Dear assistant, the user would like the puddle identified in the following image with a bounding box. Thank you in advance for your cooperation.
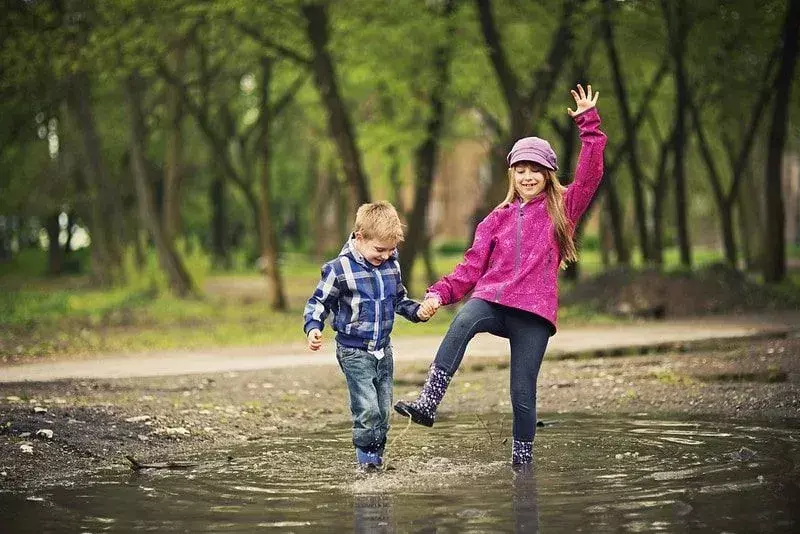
[2,414,798,532]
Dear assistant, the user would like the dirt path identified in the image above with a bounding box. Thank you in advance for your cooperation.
[2,312,798,383]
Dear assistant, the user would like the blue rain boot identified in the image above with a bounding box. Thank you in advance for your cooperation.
[512,439,533,467]
[394,365,452,427]
[356,446,382,470]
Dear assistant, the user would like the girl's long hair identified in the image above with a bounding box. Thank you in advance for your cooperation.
[495,167,577,266]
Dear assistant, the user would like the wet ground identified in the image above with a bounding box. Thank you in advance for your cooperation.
[3,413,798,532]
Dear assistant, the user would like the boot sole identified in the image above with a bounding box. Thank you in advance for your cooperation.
[394,401,434,427]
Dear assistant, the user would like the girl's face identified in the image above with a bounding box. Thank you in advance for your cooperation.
[512,161,547,201]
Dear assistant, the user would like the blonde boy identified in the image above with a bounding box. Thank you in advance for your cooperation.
[303,201,435,469]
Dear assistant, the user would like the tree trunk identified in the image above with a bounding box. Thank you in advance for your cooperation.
[599,207,611,267]
[66,72,123,285]
[651,133,673,267]
[303,3,370,206]
[663,0,692,268]
[738,168,761,271]
[45,212,63,275]
[400,0,455,285]
[210,171,229,270]
[602,0,651,261]
[312,156,332,261]
[688,99,738,265]
[763,0,800,283]
[124,71,195,297]
[257,57,288,311]
[605,177,629,264]
[0,217,10,262]
[387,144,405,213]
[336,170,350,242]
[162,44,186,243]
[422,234,438,288]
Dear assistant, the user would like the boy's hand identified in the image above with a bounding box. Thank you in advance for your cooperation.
[307,329,322,351]
[567,83,599,117]
[417,297,440,320]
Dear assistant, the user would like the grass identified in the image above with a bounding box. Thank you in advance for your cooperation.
[1,244,797,360]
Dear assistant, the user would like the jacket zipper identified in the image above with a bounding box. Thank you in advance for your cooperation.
[515,202,523,275]
[497,201,524,302]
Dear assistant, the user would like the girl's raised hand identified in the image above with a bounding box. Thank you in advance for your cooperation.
[567,83,599,117]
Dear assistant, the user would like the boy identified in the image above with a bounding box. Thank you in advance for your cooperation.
[303,201,437,470]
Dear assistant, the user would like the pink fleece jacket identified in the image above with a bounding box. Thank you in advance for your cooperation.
[427,108,607,333]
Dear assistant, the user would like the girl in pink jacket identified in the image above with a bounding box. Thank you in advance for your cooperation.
[395,84,607,467]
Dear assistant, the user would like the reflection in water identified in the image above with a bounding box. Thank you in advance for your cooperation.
[353,493,393,533]
[513,465,540,533]
[1,414,798,532]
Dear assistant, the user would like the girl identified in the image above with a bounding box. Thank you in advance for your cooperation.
[395,84,607,466]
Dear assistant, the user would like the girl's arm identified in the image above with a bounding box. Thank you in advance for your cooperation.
[565,86,608,223]
[426,212,498,306]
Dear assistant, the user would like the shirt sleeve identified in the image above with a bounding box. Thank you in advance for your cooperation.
[426,212,497,306]
[564,108,608,223]
[303,262,340,335]
[394,271,424,323]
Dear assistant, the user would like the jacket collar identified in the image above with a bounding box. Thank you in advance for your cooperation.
[517,192,546,207]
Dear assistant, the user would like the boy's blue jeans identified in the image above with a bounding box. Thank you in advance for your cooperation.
[336,343,393,451]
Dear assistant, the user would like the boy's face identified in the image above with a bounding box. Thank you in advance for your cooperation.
[354,233,397,266]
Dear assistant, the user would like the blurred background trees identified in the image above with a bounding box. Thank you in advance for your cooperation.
[1,0,799,307]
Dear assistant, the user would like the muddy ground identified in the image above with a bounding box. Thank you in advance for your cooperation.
[1,334,798,492]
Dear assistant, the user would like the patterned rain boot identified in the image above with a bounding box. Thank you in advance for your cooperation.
[512,439,533,468]
[393,365,452,427]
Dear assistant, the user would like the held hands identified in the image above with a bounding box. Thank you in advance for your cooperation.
[567,83,599,117]
[417,297,441,321]
[307,329,322,351]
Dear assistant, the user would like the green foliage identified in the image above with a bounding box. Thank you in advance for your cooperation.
[121,237,209,294]
[434,240,469,255]
[1,0,798,294]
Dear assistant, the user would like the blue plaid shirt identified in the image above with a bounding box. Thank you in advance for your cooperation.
[303,235,423,351]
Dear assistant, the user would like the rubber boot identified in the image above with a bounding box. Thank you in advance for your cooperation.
[393,365,451,427]
[512,439,533,467]
[356,446,382,471]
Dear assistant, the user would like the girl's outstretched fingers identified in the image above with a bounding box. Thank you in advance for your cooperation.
[567,83,599,117]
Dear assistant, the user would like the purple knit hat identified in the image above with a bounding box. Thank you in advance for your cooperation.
[507,136,558,171]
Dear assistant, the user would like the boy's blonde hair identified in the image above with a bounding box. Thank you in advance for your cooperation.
[353,201,405,243]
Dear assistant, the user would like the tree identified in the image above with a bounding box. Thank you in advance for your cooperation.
[124,70,196,297]
[399,0,457,284]
[764,0,800,282]
[601,0,651,261]
[662,0,692,268]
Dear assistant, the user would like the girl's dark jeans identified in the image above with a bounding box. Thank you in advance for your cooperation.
[336,344,393,450]
[433,298,550,441]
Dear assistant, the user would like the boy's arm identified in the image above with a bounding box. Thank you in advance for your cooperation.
[395,284,424,322]
[393,262,424,323]
[303,263,340,335]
